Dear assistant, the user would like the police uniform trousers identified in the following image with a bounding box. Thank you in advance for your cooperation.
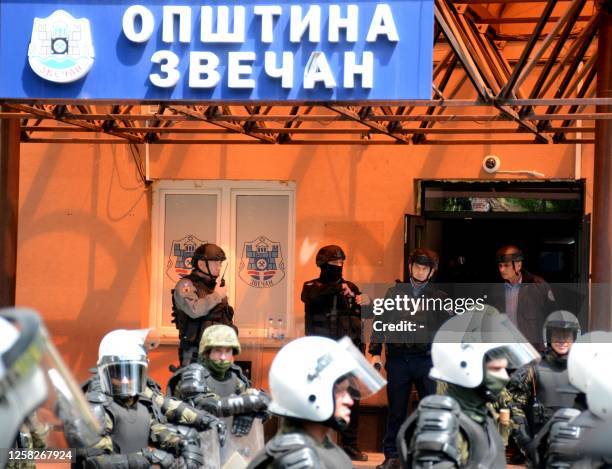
[383,351,436,458]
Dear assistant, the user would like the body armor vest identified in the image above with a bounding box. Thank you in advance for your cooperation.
[535,359,574,419]
[168,363,248,402]
[172,273,235,363]
[106,400,151,454]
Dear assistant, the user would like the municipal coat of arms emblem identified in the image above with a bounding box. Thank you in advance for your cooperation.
[28,10,95,83]
[239,236,285,288]
[166,235,206,283]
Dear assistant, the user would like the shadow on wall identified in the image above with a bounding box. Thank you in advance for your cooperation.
[17,143,149,380]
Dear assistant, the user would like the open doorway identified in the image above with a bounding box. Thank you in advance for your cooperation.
[405,180,589,325]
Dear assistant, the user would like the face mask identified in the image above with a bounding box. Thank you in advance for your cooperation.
[320,264,343,283]
[205,359,232,378]
[483,368,510,400]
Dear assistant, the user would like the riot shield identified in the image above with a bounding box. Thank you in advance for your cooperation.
[199,425,222,469]
[219,416,265,469]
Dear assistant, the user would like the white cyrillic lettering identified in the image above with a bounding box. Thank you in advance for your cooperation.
[329,5,359,43]
[254,6,282,43]
[366,4,399,42]
[150,50,180,88]
[162,6,191,43]
[123,5,154,43]
[290,6,321,43]
[344,51,374,88]
[265,51,294,88]
[303,51,335,89]
[189,52,220,88]
[201,6,245,43]
[228,52,256,89]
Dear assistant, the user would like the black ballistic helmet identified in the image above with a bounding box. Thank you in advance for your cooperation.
[496,245,524,264]
[543,310,581,346]
[316,245,346,267]
[408,248,439,269]
[193,243,226,265]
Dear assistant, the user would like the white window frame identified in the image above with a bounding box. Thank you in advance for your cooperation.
[150,180,295,341]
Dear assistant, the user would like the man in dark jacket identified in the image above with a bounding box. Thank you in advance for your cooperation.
[301,245,370,461]
[369,248,450,469]
[488,245,557,349]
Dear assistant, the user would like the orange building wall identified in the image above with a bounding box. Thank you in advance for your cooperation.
[15,140,581,392]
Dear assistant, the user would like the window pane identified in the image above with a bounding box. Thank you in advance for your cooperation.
[235,195,290,331]
[162,194,218,328]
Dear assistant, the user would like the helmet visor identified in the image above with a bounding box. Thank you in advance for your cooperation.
[99,360,147,397]
[337,336,386,399]
[0,310,102,451]
[484,342,540,370]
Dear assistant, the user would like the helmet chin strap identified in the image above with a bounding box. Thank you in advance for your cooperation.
[196,259,217,279]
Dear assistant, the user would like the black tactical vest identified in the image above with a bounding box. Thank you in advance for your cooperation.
[535,359,574,418]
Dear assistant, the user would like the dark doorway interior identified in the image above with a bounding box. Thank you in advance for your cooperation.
[435,218,581,284]
[404,179,589,327]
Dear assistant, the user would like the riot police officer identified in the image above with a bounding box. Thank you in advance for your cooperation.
[0,308,101,468]
[82,329,226,444]
[247,336,386,469]
[81,329,204,468]
[167,325,269,441]
[172,243,237,366]
[533,331,612,468]
[301,244,371,460]
[500,310,581,462]
[397,310,540,469]
[369,248,449,469]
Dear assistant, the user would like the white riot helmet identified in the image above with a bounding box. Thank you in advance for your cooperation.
[0,308,101,467]
[567,331,612,420]
[268,336,386,425]
[97,329,158,398]
[429,310,540,388]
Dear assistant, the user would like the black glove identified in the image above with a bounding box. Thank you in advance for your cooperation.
[218,389,270,417]
[255,410,271,424]
[231,414,255,437]
[141,448,175,468]
[179,442,205,469]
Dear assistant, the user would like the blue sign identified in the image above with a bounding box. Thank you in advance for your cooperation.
[0,1,434,101]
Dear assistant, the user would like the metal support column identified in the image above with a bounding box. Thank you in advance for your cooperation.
[0,109,20,306]
[591,1,612,329]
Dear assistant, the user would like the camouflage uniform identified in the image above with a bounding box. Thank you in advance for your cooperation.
[8,415,48,469]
